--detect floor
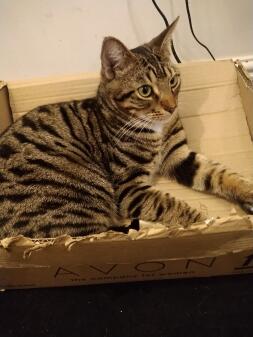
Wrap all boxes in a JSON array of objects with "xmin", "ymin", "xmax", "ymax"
[{"xmin": 0, "ymin": 274, "xmax": 252, "ymax": 337}]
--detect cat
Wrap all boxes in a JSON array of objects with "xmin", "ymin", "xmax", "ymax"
[{"xmin": 0, "ymin": 17, "xmax": 253, "ymax": 239}]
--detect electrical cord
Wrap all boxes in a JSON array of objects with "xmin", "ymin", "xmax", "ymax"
[
  {"xmin": 185, "ymin": 0, "xmax": 215, "ymax": 60},
  {"xmin": 151, "ymin": 0, "xmax": 169, "ymax": 26},
  {"xmin": 151, "ymin": 0, "xmax": 181, "ymax": 63},
  {"xmin": 152, "ymin": 0, "xmax": 216, "ymax": 61}
]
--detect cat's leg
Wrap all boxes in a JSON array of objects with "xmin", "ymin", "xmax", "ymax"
[
  {"xmin": 115, "ymin": 168, "xmax": 205, "ymax": 227},
  {"xmin": 160, "ymin": 142, "xmax": 253, "ymax": 214}
]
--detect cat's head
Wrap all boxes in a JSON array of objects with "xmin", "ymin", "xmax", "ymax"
[{"xmin": 99, "ymin": 17, "xmax": 180, "ymax": 129}]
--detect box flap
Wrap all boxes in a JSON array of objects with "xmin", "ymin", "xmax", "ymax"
[
  {"xmin": 235, "ymin": 60, "xmax": 253, "ymax": 139},
  {"xmin": 0, "ymin": 81, "xmax": 13, "ymax": 134}
]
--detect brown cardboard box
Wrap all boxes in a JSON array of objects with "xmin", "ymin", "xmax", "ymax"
[
  {"xmin": 0, "ymin": 60, "xmax": 253, "ymax": 289},
  {"xmin": 0, "ymin": 81, "xmax": 12, "ymax": 135}
]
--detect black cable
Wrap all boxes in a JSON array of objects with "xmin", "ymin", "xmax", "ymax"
[
  {"xmin": 151, "ymin": 0, "xmax": 181, "ymax": 63},
  {"xmin": 152, "ymin": 0, "xmax": 169, "ymax": 26},
  {"xmin": 185, "ymin": 0, "xmax": 216, "ymax": 60}
]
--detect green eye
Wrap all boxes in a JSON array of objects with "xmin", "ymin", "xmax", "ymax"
[{"xmin": 137, "ymin": 85, "xmax": 153, "ymax": 98}]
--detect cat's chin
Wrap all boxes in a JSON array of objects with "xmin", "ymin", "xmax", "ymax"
[{"xmin": 150, "ymin": 120, "xmax": 167, "ymax": 133}]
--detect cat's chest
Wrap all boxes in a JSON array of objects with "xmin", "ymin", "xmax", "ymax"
[
  {"xmin": 149, "ymin": 150, "xmax": 162, "ymax": 177},
  {"xmin": 110, "ymin": 134, "xmax": 162, "ymax": 174},
  {"xmin": 132, "ymin": 139, "xmax": 163, "ymax": 174},
  {"xmin": 151, "ymin": 121, "xmax": 164, "ymax": 134}
]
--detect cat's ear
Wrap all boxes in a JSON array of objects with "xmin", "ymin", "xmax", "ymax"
[
  {"xmin": 101, "ymin": 37, "xmax": 136, "ymax": 80},
  {"xmin": 146, "ymin": 16, "xmax": 179, "ymax": 55}
]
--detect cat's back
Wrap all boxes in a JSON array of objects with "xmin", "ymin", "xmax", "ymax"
[
  {"xmin": 0, "ymin": 99, "xmax": 92, "ymax": 197},
  {"xmin": 0, "ymin": 99, "xmax": 97, "ymax": 165},
  {"xmin": 0, "ymin": 98, "xmax": 116, "ymax": 238},
  {"xmin": 0, "ymin": 98, "xmax": 106, "ymax": 185},
  {"xmin": 1, "ymin": 100, "xmax": 85, "ymax": 148}
]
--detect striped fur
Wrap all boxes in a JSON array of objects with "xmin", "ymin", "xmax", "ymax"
[{"xmin": 0, "ymin": 21, "xmax": 253, "ymax": 238}]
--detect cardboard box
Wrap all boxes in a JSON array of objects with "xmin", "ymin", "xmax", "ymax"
[
  {"xmin": 0, "ymin": 60, "xmax": 253, "ymax": 289},
  {"xmin": 0, "ymin": 81, "xmax": 13, "ymax": 135}
]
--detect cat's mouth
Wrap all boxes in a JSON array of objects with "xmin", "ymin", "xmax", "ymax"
[{"xmin": 148, "ymin": 109, "xmax": 173, "ymax": 122}]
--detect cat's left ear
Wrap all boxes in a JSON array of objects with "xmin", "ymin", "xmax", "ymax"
[
  {"xmin": 146, "ymin": 16, "xmax": 179, "ymax": 56},
  {"xmin": 101, "ymin": 37, "xmax": 137, "ymax": 80}
]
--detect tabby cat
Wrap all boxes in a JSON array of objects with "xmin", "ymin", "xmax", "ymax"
[{"xmin": 0, "ymin": 18, "xmax": 253, "ymax": 238}]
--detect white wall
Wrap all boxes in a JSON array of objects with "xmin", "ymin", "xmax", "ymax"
[{"xmin": 0, "ymin": 0, "xmax": 252, "ymax": 80}]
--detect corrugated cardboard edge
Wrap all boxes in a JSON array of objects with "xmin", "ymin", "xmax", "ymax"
[
  {"xmin": 1, "ymin": 215, "xmax": 253, "ymax": 290},
  {"xmin": 0, "ymin": 81, "xmax": 13, "ymax": 134},
  {"xmin": 0, "ymin": 215, "xmax": 252, "ymax": 250},
  {"xmin": 235, "ymin": 60, "xmax": 253, "ymax": 139}
]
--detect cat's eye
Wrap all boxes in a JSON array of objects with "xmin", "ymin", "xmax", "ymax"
[
  {"xmin": 137, "ymin": 85, "xmax": 153, "ymax": 98},
  {"xmin": 170, "ymin": 75, "xmax": 178, "ymax": 88}
]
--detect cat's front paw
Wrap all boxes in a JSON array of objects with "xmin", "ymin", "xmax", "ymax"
[
  {"xmin": 240, "ymin": 198, "xmax": 253, "ymax": 214},
  {"xmin": 238, "ymin": 190, "xmax": 253, "ymax": 214},
  {"xmin": 178, "ymin": 206, "xmax": 207, "ymax": 227},
  {"xmin": 166, "ymin": 199, "xmax": 207, "ymax": 228},
  {"xmin": 241, "ymin": 203, "xmax": 253, "ymax": 214}
]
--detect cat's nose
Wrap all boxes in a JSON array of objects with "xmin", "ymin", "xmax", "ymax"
[{"xmin": 161, "ymin": 96, "xmax": 177, "ymax": 113}]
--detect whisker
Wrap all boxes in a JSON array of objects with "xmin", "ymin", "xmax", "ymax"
[
  {"xmin": 136, "ymin": 119, "xmax": 153, "ymax": 138},
  {"xmin": 115, "ymin": 116, "xmax": 141, "ymax": 135},
  {"xmin": 113, "ymin": 118, "xmax": 146, "ymax": 146},
  {"xmin": 118, "ymin": 119, "xmax": 144, "ymax": 140},
  {"xmin": 115, "ymin": 119, "xmax": 142, "ymax": 142}
]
